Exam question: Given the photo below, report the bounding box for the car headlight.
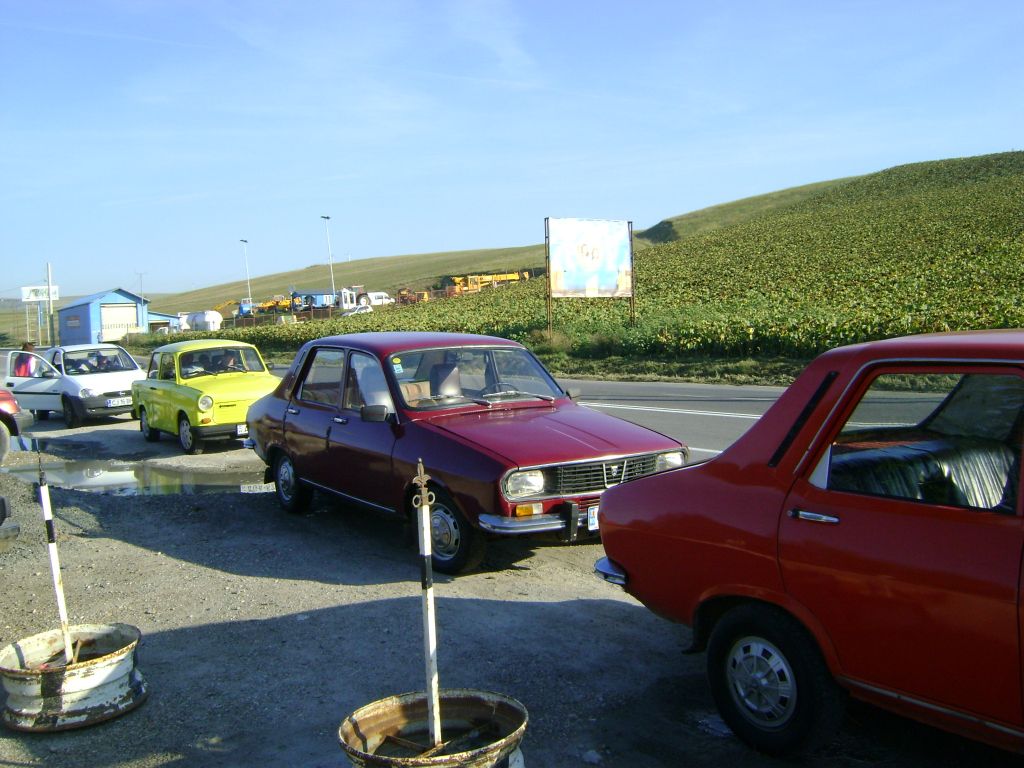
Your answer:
[655,451,685,472]
[505,469,545,498]
[197,395,214,412]
[79,388,98,398]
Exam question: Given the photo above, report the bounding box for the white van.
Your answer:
[1,344,146,428]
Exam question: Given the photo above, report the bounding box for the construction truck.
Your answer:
[448,271,531,294]
[335,286,394,309]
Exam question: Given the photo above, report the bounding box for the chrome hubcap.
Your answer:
[430,506,460,560]
[179,420,192,449]
[726,636,796,728]
[277,460,295,501]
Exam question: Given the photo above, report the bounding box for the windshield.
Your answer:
[179,347,265,378]
[389,346,564,409]
[62,347,138,375]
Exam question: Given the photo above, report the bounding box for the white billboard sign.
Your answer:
[21,285,59,302]
[547,218,632,298]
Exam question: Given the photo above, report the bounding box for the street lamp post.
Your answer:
[240,240,253,324]
[321,215,336,298]
[240,239,252,303]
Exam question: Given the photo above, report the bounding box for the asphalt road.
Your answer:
[564,378,786,458]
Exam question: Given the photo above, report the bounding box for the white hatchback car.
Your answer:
[2,344,146,428]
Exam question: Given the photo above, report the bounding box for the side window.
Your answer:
[817,371,1023,513]
[158,354,175,380]
[298,348,345,408]
[343,352,394,411]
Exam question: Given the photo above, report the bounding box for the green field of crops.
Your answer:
[137,151,1023,376]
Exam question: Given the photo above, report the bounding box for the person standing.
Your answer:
[12,342,37,377]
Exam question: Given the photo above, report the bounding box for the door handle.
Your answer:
[788,509,840,524]
[286,407,299,415]
[333,416,348,425]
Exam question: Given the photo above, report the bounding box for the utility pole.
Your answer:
[46,263,55,345]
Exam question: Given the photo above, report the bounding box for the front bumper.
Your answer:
[477,501,599,541]
[80,393,135,418]
[194,423,249,440]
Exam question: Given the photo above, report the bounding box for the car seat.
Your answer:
[429,364,461,398]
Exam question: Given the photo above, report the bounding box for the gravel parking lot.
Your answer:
[0,417,1019,767]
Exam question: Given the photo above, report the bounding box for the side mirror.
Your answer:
[361,404,390,423]
[42,369,58,379]
[148,370,159,379]
[566,388,581,400]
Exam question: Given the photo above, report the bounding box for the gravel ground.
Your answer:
[0,418,1019,767]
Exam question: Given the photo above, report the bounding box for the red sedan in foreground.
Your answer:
[597,330,1024,756]
[247,332,686,573]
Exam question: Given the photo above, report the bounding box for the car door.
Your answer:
[779,365,1024,728]
[325,350,398,510]
[3,352,62,413]
[136,353,171,430]
[283,346,346,490]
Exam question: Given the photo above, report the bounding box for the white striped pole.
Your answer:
[38,471,75,666]
[413,459,442,748]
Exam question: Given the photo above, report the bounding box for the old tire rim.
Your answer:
[178,417,194,452]
[725,635,797,730]
[430,504,461,561]
[276,456,297,503]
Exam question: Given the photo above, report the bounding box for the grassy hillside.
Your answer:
[147,245,547,315]
[144,151,1024,380]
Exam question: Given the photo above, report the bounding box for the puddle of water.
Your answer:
[1,458,271,496]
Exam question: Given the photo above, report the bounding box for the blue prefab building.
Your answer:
[57,288,149,345]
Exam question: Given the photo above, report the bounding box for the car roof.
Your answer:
[816,329,1024,369]
[151,339,259,354]
[53,343,127,353]
[303,332,523,357]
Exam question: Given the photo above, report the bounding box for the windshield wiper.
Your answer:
[484,389,554,402]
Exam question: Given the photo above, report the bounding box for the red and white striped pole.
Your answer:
[38,469,75,666]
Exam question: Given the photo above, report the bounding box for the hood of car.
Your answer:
[70,370,146,391]
[424,402,681,467]
[191,373,280,401]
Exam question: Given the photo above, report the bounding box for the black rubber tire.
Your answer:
[34,410,50,421]
[707,604,846,757]
[62,396,82,429]
[417,488,485,575]
[140,408,160,442]
[177,414,204,455]
[273,452,312,514]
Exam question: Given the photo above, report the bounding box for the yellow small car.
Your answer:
[132,339,278,454]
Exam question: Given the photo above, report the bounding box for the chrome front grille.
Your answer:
[549,454,661,495]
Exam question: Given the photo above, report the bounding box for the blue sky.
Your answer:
[2,0,1021,298]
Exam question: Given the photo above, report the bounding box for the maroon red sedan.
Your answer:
[597,330,1024,756]
[247,332,686,573]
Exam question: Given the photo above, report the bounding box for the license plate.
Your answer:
[587,505,600,531]
[236,424,249,436]
[240,482,275,494]
[106,396,132,407]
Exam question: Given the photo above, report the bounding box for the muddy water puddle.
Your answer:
[1,458,271,496]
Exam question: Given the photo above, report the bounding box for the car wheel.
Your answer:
[0,421,10,465]
[177,414,204,455]
[707,604,846,757]
[421,488,485,575]
[62,396,82,429]
[273,452,312,514]
[140,408,160,442]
